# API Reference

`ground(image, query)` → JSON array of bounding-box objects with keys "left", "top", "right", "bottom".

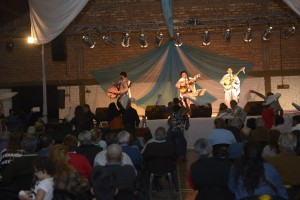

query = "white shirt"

[{"left": 32, "top": 177, "right": 54, "bottom": 200}]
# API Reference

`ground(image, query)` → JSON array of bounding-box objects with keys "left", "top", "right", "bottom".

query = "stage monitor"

[
  {"left": 190, "top": 103, "right": 212, "bottom": 118},
  {"left": 244, "top": 101, "right": 264, "bottom": 116},
  {"left": 145, "top": 105, "right": 168, "bottom": 120}
]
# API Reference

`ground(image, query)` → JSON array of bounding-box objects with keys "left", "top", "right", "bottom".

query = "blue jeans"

[{"left": 167, "top": 128, "right": 187, "bottom": 158}]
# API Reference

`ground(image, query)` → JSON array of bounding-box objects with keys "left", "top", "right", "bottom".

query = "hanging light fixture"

[
  {"left": 174, "top": 32, "right": 182, "bottom": 47},
  {"left": 262, "top": 26, "right": 273, "bottom": 41},
  {"left": 225, "top": 29, "right": 231, "bottom": 43},
  {"left": 82, "top": 34, "right": 95, "bottom": 48},
  {"left": 203, "top": 30, "right": 210, "bottom": 46},
  {"left": 155, "top": 32, "right": 164, "bottom": 47},
  {"left": 6, "top": 36, "right": 14, "bottom": 51},
  {"left": 244, "top": 27, "right": 253, "bottom": 42},
  {"left": 121, "top": 32, "right": 130, "bottom": 47},
  {"left": 139, "top": 33, "right": 148, "bottom": 48},
  {"left": 282, "top": 26, "right": 295, "bottom": 39},
  {"left": 103, "top": 32, "right": 116, "bottom": 45}
]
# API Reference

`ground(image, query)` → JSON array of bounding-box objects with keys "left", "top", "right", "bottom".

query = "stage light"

[
  {"left": 121, "top": 32, "right": 130, "bottom": 47},
  {"left": 203, "top": 30, "right": 210, "bottom": 46},
  {"left": 27, "top": 37, "right": 36, "bottom": 44},
  {"left": 139, "top": 33, "right": 148, "bottom": 48},
  {"left": 282, "top": 26, "right": 295, "bottom": 39},
  {"left": 155, "top": 32, "right": 163, "bottom": 47},
  {"left": 225, "top": 29, "right": 231, "bottom": 43},
  {"left": 244, "top": 27, "right": 253, "bottom": 42},
  {"left": 103, "top": 32, "right": 116, "bottom": 45},
  {"left": 6, "top": 36, "right": 14, "bottom": 51},
  {"left": 263, "top": 26, "right": 273, "bottom": 41},
  {"left": 82, "top": 34, "right": 95, "bottom": 48},
  {"left": 174, "top": 32, "right": 182, "bottom": 47}
]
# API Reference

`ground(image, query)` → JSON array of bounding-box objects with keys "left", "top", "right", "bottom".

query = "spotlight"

[
  {"left": 174, "top": 32, "right": 182, "bottom": 47},
  {"left": 139, "top": 33, "right": 148, "bottom": 48},
  {"left": 203, "top": 30, "right": 210, "bottom": 46},
  {"left": 6, "top": 36, "right": 14, "bottom": 51},
  {"left": 282, "top": 26, "right": 295, "bottom": 39},
  {"left": 263, "top": 26, "right": 273, "bottom": 41},
  {"left": 244, "top": 27, "right": 253, "bottom": 42},
  {"left": 121, "top": 32, "right": 130, "bottom": 47},
  {"left": 155, "top": 32, "right": 163, "bottom": 47},
  {"left": 103, "top": 33, "right": 116, "bottom": 45},
  {"left": 82, "top": 34, "right": 95, "bottom": 48},
  {"left": 225, "top": 29, "right": 231, "bottom": 43}
]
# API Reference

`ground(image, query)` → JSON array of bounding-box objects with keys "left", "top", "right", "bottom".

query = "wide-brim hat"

[
  {"left": 263, "top": 93, "right": 281, "bottom": 105},
  {"left": 292, "top": 102, "right": 300, "bottom": 111}
]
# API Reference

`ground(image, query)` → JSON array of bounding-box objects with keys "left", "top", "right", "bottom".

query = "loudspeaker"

[
  {"left": 190, "top": 103, "right": 212, "bottom": 118},
  {"left": 51, "top": 35, "right": 66, "bottom": 61},
  {"left": 244, "top": 101, "right": 264, "bottom": 116},
  {"left": 145, "top": 105, "right": 168, "bottom": 120},
  {"left": 58, "top": 89, "right": 65, "bottom": 109},
  {"left": 95, "top": 107, "right": 109, "bottom": 122}
]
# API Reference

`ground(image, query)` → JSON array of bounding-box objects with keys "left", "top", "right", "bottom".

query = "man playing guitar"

[{"left": 220, "top": 67, "right": 245, "bottom": 108}]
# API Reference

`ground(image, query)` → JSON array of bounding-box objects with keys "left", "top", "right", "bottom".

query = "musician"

[
  {"left": 114, "top": 72, "right": 131, "bottom": 109},
  {"left": 220, "top": 67, "right": 240, "bottom": 108}
]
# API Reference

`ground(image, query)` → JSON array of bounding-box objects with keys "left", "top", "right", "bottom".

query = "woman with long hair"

[{"left": 228, "top": 141, "right": 288, "bottom": 199}]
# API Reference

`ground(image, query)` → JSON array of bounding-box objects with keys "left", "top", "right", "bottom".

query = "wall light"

[
  {"left": 174, "top": 32, "right": 182, "bottom": 47},
  {"left": 225, "top": 29, "right": 231, "bottom": 43},
  {"left": 6, "top": 36, "right": 14, "bottom": 51},
  {"left": 203, "top": 30, "right": 210, "bottom": 46},
  {"left": 27, "top": 37, "right": 36, "bottom": 44},
  {"left": 82, "top": 34, "right": 95, "bottom": 48},
  {"left": 244, "top": 27, "right": 253, "bottom": 42},
  {"left": 263, "top": 26, "right": 273, "bottom": 41},
  {"left": 155, "top": 32, "right": 164, "bottom": 47},
  {"left": 139, "top": 33, "right": 148, "bottom": 48},
  {"left": 282, "top": 26, "right": 295, "bottom": 39},
  {"left": 121, "top": 32, "right": 130, "bottom": 47},
  {"left": 103, "top": 32, "right": 116, "bottom": 45}
]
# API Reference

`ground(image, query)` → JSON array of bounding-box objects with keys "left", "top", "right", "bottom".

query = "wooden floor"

[{"left": 148, "top": 148, "right": 199, "bottom": 200}]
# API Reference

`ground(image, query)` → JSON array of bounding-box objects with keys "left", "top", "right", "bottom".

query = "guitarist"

[
  {"left": 113, "top": 72, "right": 131, "bottom": 109},
  {"left": 220, "top": 67, "right": 241, "bottom": 108}
]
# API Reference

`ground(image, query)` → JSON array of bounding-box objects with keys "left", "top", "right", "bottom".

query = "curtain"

[
  {"left": 161, "top": 0, "right": 174, "bottom": 37},
  {"left": 28, "top": 0, "right": 88, "bottom": 44},
  {"left": 283, "top": 0, "right": 300, "bottom": 16}
]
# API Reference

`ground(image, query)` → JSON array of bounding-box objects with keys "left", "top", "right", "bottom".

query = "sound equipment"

[
  {"left": 51, "top": 35, "right": 66, "bottom": 61},
  {"left": 58, "top": 89, "right": 65, "bottom": 109},
  {"left": 190, "top": 103, "right": 212, "bottom": 118},
  {"left": 95, "top": 107, "right": 109, "bottom": 122},
  {"left": 243, "top": 101, "right": 264, "bottom": 116},
  {"left": 145, "top": 105, "right": 168, "bottom": 120}
]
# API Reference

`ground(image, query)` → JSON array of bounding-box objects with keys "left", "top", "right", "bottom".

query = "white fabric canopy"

[
  {"left": 283, "top": 0, "right": 300, "bottom": 16},
  {"left": 29, "top": 0, "right": 88, "bottom": 44}
]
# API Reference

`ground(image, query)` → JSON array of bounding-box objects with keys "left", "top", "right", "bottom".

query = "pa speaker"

[
  {"left": 51, "top": 35, "right": 66, "bottom": 61},
  {"left": 190, "top": 103, "right": 212, "bottom": 118},
  {"left": 58, "top": 89, "right": 65, "bottom": 109},
  {"left": 95, "top": 107, "right": 109, "bottom": 122},
  {"left": 244, "top": 101, "right": 264, "bottom": 116},
  {"left": 145, "top": 105, "right": 168, "bottom": 120}
]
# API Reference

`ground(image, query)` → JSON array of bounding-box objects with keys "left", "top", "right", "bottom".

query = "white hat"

[
  {"left": 263, "top": 93, "right": 281, "bottom": 105},
  {"left": 292, "top": 102, "right": 300, "bottom": 111}
]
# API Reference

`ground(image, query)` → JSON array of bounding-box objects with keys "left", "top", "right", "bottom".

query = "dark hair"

[
  {"left": 275, "top": 115, "right": 284, "bottom": 126},
  {"left": 246, "top": 118, "right": 256, "bottom": 130},
  {"left": 268, "top": 129, "right": 280, "bottom": 153},
  {"left": 180, "top": 71, "right": 187, "bottom": 76},
  {"left": 120, "top": 72, "right": 127, "bottom": 77},
  {"left": 234, "top": 142, "right": 265, "bottom": 194},
  {"left": 219, "top": 103, "right": 228, "bottom": 111},
  {"left": 91, "top": 170, "right": 117, "bottom": 200},
  {"left": 292, "top": 115, "right": 300, "bottom": 124},
  {"left": 33, "top": 157, "right": 55, "bottom": 176}
]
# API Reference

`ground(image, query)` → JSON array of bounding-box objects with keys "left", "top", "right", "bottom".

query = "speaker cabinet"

[
  {"left": 51, "top": 35, "right": 66, "bottom": 61},
  {"left": 95, "top": 107, "right": 109, "bottom": 122},
  {"left": 58, "top": 89, "right": 65, "bottom": 109},
  {"left": 190, "top": 103, "right": 212, "bottom": 118},
  {"left": 244, "top": 101, "right": 264, "bottom": 116},
  {"left": 145, "top": 105, "right": 168, "bottom": 120}
]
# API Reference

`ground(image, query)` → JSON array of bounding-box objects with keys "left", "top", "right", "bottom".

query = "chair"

[{"left": 212, "top": 144, "right": 230, "bottom": 158}]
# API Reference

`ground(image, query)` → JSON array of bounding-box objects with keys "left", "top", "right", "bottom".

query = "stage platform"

[{"left": 146, "top": 112, "right": 297, "bottom": 147}]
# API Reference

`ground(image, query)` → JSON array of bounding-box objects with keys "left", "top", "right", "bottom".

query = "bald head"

[{"left": 106, "top": 144, "right": 122, "bottom": 163}]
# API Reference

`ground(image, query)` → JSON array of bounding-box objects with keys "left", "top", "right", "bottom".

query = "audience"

[
  {"left": 262, "top": 129, "right": 280, "bottom": 159},
  {"left": 291, "top": 115, "right": 300, "bottom": 132},
  {"left": 217, "top": 103, "right": 231, "bottom": 120},
  {"left": 229, "top": 100, "right": 247, "bottom": 122},
  {"left": 90, "top": 128, "right": 107, "bottom": 150},
  {"left": 273, "top": 115, "right": 290, "bottom": 133},
  {"left": 251, "top": 117, "right": 269, "bottom": 146},
  {"left": 208, "top": 118, "right": 236, "bottom": 145}
]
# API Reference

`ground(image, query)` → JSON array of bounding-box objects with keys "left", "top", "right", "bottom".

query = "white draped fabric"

[
  {"left": 29, "top": 0, "right": 88, "bottom": 44},
  {"left": 283, "top": 0, "right": 300, "bottom": 16}
]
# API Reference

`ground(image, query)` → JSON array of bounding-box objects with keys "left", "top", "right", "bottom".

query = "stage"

[{"left": 146, "top": 112, "right": 297, "bottom": 147}]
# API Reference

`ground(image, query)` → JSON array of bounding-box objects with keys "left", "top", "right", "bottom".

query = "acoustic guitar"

[
  {"left": 179, "top": 74, "right": 201, "bottom": 93},
  {"left": 223, "top": 67, "right": 245, "bottom": 90}
]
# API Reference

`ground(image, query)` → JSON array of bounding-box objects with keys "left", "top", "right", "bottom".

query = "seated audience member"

[
  {"left": 64, "top": 135, "right": 92, "bottom": 180},
  {"left": 189, "top": 138, "right": 234, "bottom": 200},
  {"left": 0, "top": 131, "right": 9, "bottom": 152},
  {"left": 208, "top": 118, "right": 236, "bottom": 145},
  {"left": 241, "top": 118, "right": 256, "bottom": 136},
  {"left": 1, "top": 134, "right": 38, "bottom": 190},
  {"left": 107, "top": 102, "right": 123, "bottom": 132},
  {"left": 272, "top": 115, "right": 290, "bottom": 134},
  {"left": 6, "top": 108, "right": 21, "bottom": 132},
  {"left": 92, "top": 144, "right": 136, "bottom": 192},
  {"left": 228, "top": 141, "right": 288, "bottom": 200},
  {"left": 90, "top": 170, "right": 118, "bottom": 200},
  {"left": 0, "top": 132, "right": 24, "bottom": 175},
  {"left": 90, "top": 128, "right": 107, "bottom": 150},
  {"left": 291, "top": 115, "right": 300, "bottom": 132},
  {"left": 36, "top": 134, "right": 53, "bottom": 156},
  {"left": 117, "top": 99, "right": 140, "bottom": 133},
  {"left": 217, "top": 103, "right": 231, "bottom": 120},
  {"left": 18, "top": 157, "right": 54, "bottom": 200},
  {"left": 226, "top": 117, "right": 244, "bottom": 142},
  {"left": 227, "top": 132, "right": 252, "bottom": 160},
  {"left": 262, "top": 129, "right": 280, "bottom": 159},
  {"left": 118, "top": 130, "right": 143, "bottom": 170},
  {"left": 229, "top": 100, "right": 247, "bottom": 122},
  {"left": 49, "top": 144, "right": 90, "bottom": 197},
  {"left": 251, "top": 118, "right": 269, "bottom": 146},
  {"left": 76, "top": 130, "right": 103, "bottom": 166}
]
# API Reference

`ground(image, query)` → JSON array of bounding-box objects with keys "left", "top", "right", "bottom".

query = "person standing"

[
  {"left": 220, "top": 67, "right": 241, "bottom": 108},
  {"left": 115, "top": 72, "right": 131, "bottom": 109}
]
